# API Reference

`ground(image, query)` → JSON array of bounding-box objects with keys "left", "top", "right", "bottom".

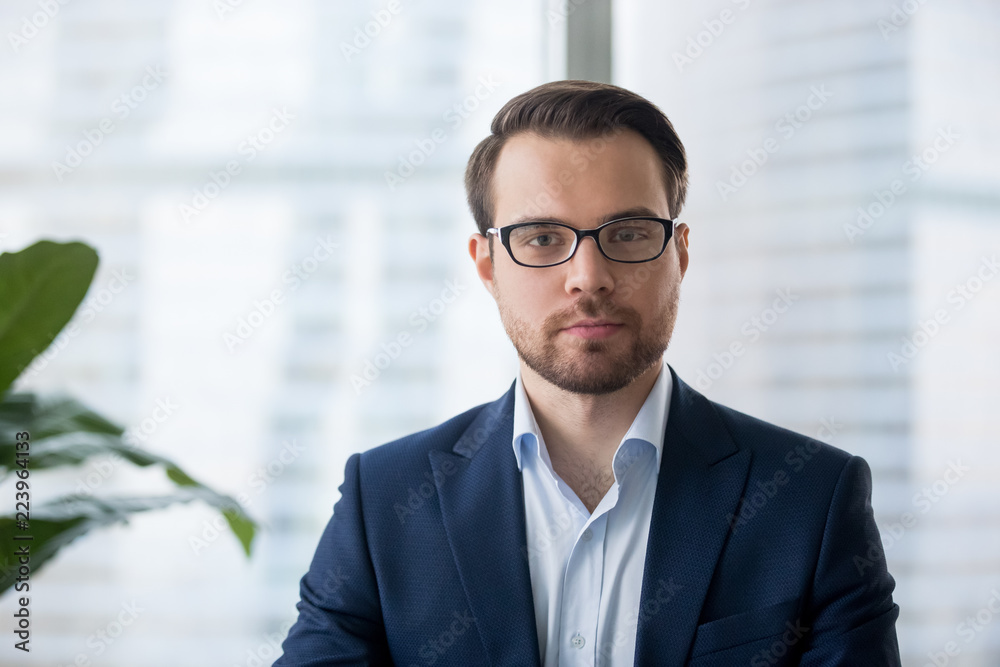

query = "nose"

[{"left": 563, "top": 236, "right": 615, "bottom": 295}]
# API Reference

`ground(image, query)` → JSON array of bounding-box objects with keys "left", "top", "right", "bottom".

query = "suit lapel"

[
  {"left": 429, "top": 382, "right": 542, "bottom": 667},
  {"left": 430, "top": 367, "right": 751, "bottom": 667},
  {"left": 632, "top": 366, "right": 752, "bottom": 665}
]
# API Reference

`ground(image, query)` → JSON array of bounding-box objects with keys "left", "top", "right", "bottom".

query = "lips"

[
  {"left": 566, "top": 318, "right": 620, "bottom": 328},
  {"left": 561, "top": 319, "right": 624, "bottom": 339}
]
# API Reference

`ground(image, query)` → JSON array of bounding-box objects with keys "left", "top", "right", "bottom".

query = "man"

[{"left": 276, "top": 80, "right": 900, "bottom": 666}]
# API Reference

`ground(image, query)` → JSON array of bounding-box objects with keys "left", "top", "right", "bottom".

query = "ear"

[
  {"left": 468, "top": 232, "right": 496, "bottom": 297},
  {"left": 674, "top": 222, "right": 690, "bottom": 279}
]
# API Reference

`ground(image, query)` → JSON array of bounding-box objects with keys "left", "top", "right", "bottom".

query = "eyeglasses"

[{"left": 486, "top": 216, "right": 676, "bottom": 268}]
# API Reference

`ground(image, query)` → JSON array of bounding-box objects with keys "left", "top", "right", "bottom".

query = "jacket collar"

[
  {"left": 428, "top": 364, "right": 751, "bottom": 666},
  {"left": 511, "top": 361, "right": 672, "bottom": 474}
]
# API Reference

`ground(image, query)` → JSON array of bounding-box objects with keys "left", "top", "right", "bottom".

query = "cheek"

[
  {"left": 618, "top": 263, "right": 660, "bottom": 299},
  {"left": 496, "top": 271, "right": 549, "bottom": 316},
  {"left": 518, "top": 286, "right": 556, "bottom": 321},
  {"left": 631, "top": 272, "right": 675, "bottom": 313}
]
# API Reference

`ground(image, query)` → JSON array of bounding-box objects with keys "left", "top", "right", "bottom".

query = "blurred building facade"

[
  {"left": 616, "top": 0, "right": 1000, "bottom": 664},
  {"left": 3, "top": 0, "right": 546, "bottom": 664}
]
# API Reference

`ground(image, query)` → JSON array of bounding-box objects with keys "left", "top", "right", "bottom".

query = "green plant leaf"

[
  {"left": 0, "top": 239, "right": 258, "bottom": 596},
  {"left": 0, "top": 490, "right": 256, "bottom": 595},
  {"left": 0, "top": 392, "right": 123, "bottom": 475},
  {"left": 0, "top": 241, "right": 99, "bottom": 397},
  {"left": 0, "top": 391, "right": 258, "bottom": 568},
  {"left": 221, "top": 507, "right": 257, "bottom": 558}
]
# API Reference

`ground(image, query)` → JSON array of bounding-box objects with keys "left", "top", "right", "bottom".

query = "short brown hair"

[{"left": 464, "top": 80, "right": 688, "bottom": 239}]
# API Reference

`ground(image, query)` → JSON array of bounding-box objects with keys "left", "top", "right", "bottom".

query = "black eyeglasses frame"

[{"left": 485, "top": 216, "right": 677, "bottom": 268}]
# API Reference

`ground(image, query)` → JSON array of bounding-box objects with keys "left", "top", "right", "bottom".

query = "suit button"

[
  {"left": 571, "top": 633, "right": 585, "bottom": 648},
  {"left": 581, "top": 528, "right": 593, "bottom": 541}
]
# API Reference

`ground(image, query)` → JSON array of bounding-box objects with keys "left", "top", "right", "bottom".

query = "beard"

[{"left": 495, "top": 275, "right": 680, "bottom": 395}]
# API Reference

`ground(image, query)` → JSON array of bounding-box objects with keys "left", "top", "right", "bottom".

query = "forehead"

[{"left": 491, "top": 129, "right": 670, "bottom": 226}]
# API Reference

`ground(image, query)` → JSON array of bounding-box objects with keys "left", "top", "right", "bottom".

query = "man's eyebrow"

[{"left": 507, "top": 206, "right": 665, "bottom": 227}]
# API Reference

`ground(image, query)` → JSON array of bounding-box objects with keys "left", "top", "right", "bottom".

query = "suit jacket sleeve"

[
  {"left": 799, "top": 455, "right": 901, "bottom": 665},
  {"left": 275, "top": 452, "right": 392, "bottom": 666}
]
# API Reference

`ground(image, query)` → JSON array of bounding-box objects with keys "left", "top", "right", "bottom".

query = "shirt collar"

[{"left": 511, "top": 360, "right": 672, "bottom": 475}]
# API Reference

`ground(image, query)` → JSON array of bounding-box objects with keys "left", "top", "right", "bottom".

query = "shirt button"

[
  {"left": 571, "top": 633, "right": 586, "bottom": 649},
  {"left": 581, "top": 528, "right": 593, "bottom": 541}
]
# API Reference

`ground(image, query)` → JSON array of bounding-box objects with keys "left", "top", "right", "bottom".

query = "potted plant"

[{"left": 0, "top": 240, "right": 256, "bottom": 597}]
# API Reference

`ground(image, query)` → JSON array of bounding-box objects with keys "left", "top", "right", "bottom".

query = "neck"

[{"left": 520, "top": 358, "right": 664, "bottom": 464}]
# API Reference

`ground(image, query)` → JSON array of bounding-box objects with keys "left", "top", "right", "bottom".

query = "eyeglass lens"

[{"left": 507, "top": 219, "right": 666, "bottom": 266}]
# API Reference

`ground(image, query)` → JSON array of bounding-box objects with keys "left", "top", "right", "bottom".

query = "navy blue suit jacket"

[{"left": 276, "top": 365, "right": 901, "bottom": 666}]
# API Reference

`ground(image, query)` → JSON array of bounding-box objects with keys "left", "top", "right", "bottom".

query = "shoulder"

[
  {"left": 712, "top": 399, "right": 851, "bottom": 470},
  {"left": 670, "top": 367, "right": 854, "bottom": 480},
  {"left": 701, "top": 396, "right": 867, "bottom": 526},
  {"left": 669, "top": 366, "right": 858, "bottom": 505},
  {"left": 355, "top": 386, "right": 512, "bottom": 485}
]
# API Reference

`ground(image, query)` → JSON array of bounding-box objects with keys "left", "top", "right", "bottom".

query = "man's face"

[{"left": 468, "top": 128, "right": 689, "bottom": 395}]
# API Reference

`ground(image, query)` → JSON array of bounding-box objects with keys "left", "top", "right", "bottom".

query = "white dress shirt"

[{"left": 512, "top": 361, "right": 672, "bottom": 667}]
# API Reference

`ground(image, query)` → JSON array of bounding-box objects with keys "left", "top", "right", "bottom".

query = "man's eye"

[
  {"left": 528, "top": 234, "right": 561, "bottom": 246},
  {"left": 610, "top": 228, "right": 648, "bottom": 243}
]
